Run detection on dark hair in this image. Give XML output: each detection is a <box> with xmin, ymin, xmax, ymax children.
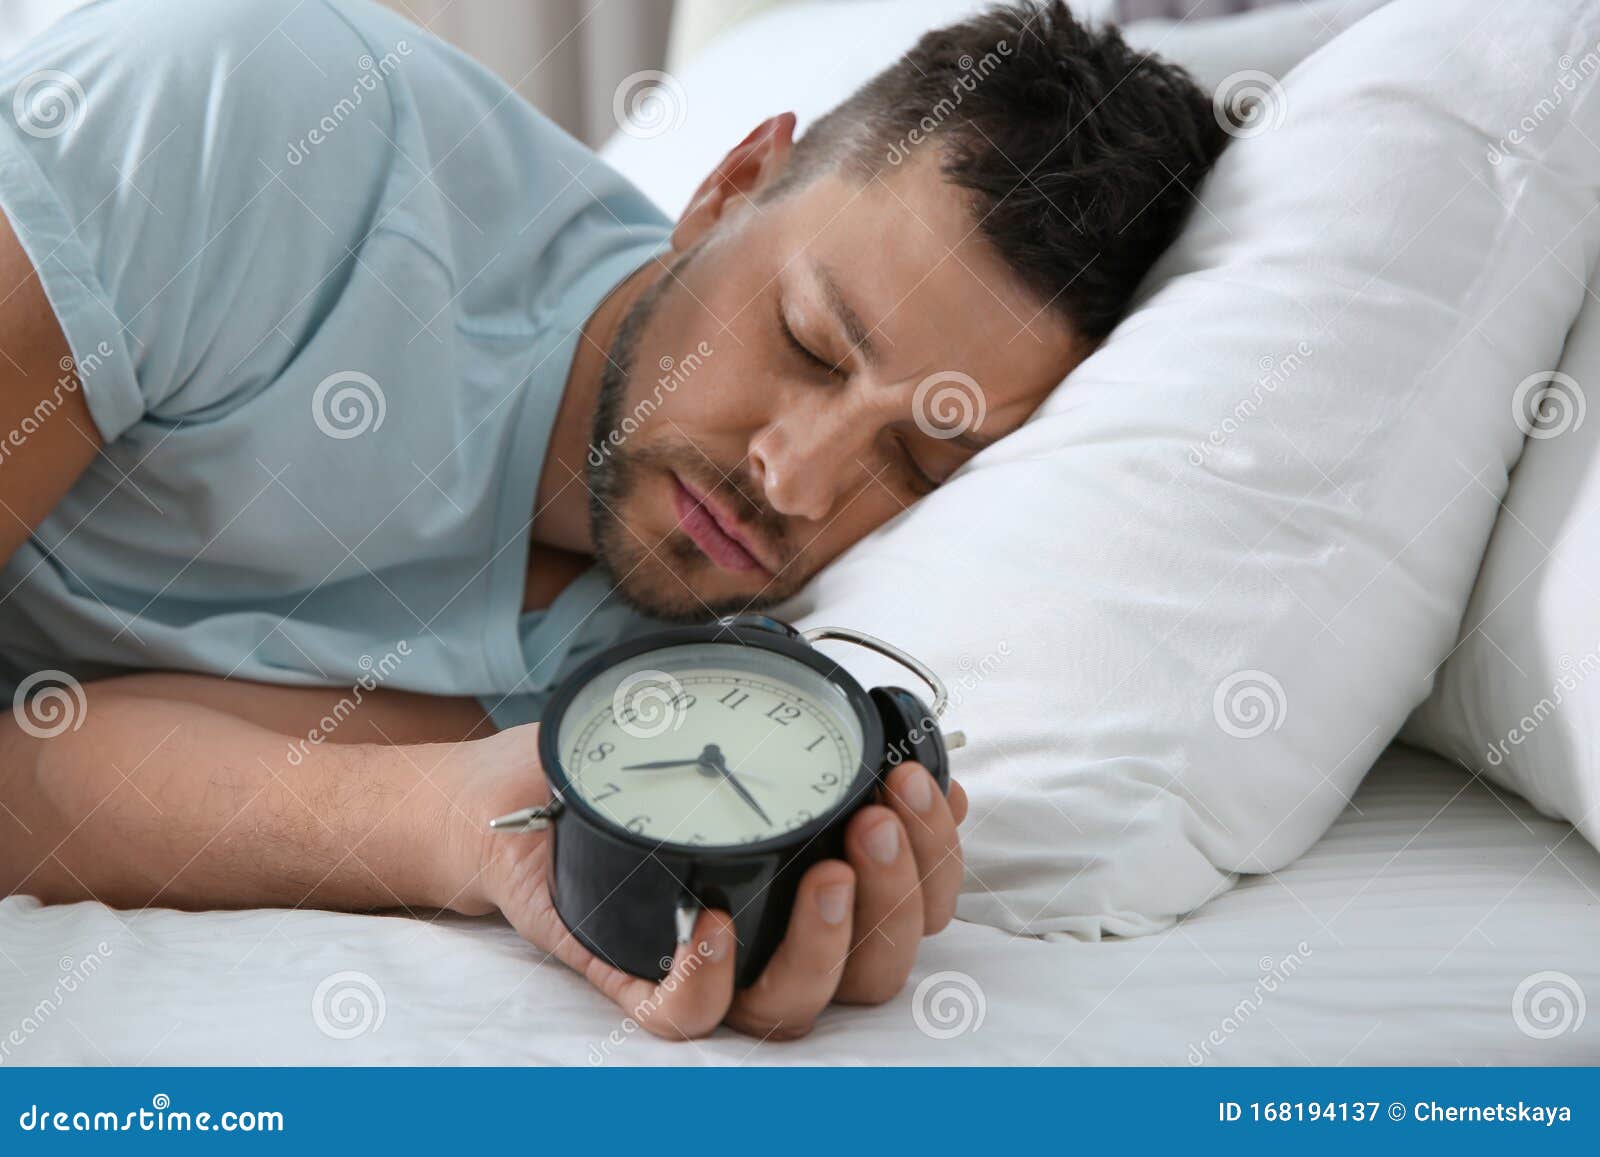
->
<box><xmin>768</xmin><ymin>0</ymin><xmax>1227</xmax><ymax>340</ymax></box>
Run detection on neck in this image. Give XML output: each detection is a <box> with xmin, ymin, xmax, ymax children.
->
<box><xmin>531</xmin><ymin>256</ymin><xmax>663</xmax><ymax>556</ymax></box>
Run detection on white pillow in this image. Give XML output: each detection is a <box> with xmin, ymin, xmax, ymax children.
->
<box><xmin>1113</xmin><ymin>0</ymin><xmax>1389</xmax><ymax>94</ymax></box>
<box><xmin>601</xmin><ymin>2</ymin><xmax>1386</xmax><ymax>938</ymax></box>
<box><xmin>771</xmin><ymin>0</ymin><xmax>1600</xmax><ymax>939</ymax></box>
<box><xmin>1403</xmin><ymin>262</ymin><xmax>1600</xmax><ymax>854</ymax></box>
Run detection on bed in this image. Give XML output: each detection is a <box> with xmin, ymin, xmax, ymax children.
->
<box><xmin>2</xmin><ymin>0</ymin><xmax>1598</xmax><ymax>1067</ymax></box>
<box><xmin>2</xmin><ymin>743</ymin><xmax>1594</xmax><ymax>1064</ymax></box>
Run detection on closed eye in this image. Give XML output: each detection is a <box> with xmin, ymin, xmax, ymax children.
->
<box><xmin>778</xmin><ymin>307</ymin><xmax>839</xmax><ymax>377</ymax></box>
<box><xmin>894</xmin><ymin>434</ymin><xmax>940</xmax><ymax>497</ymax></box>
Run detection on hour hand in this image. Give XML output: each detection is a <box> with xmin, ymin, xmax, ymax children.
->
<box><xmin>623</xmin><ymin>756</ymin><xmax>774</xmax><ymax>787</ymax></box>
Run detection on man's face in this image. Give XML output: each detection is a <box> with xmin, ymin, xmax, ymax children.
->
<box><xmin>589</xmin><ymin>149</ymin><xmax>1082</xmax><ymax>623</ymax></box>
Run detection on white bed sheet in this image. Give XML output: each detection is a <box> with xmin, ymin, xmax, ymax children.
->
<box><xmin>2</xmin><ymin>744</ymin><xmax>1595</xmax><ymax>1065</ymax></box>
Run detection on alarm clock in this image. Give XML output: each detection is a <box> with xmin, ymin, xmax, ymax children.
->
<box><xmin>488</xmin><ymin>613</ymin><xmax>965</xmax><ymax>988</ymax></box>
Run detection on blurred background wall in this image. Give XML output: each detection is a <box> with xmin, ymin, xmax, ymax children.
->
<box><xmin>380</xmin><ymin>0</ymin><xmax>675</xmax><ymax>145</ymax></box>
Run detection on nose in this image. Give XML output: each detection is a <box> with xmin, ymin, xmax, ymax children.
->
<box><xmin>748</xmin><ymin>398</ymin><xmax>877</xmax><ymax>522</ymax></box>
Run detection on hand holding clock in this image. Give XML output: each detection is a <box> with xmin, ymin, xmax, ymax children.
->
<box><xmin>468</xmin><ymin>723</ymin><xmax>968</xmax><ymax>1041</ymax></box>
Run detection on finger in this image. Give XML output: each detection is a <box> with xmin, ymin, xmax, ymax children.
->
<box><xmin>882</xmin><ymin>761</ymin><xmax>963</xmax><ymax>934</ymax></box>
<box><xmin>948</xmin><ymin>777</ymin><xmax>969</xmax><ymax>825</ymax></box>
<box><xmin>834</xmin><ymin>805</ymin><xmax>922</xmax><ymax>1005</ymax></box>
<box><xmin>726</xmin><ymin>860</ymin><xmax>855</xmax><ymax>1039</ymax></box>
<box><xmin>581</xmin><ymin>909</ymin><xmax>738</xmax><ymax>1040</ymax></box>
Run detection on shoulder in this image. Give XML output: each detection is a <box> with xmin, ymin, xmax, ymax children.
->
<box><xmin>14</xmin><ymin>0</ymin><xmax>407</xmax><ymax>141</ymax></box>
<box><xmin>60</xmin><ymin>0</ymin><xmax>385</xmax><ymax>65</ymax></box>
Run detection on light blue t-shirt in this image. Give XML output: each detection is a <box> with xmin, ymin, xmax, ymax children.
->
<box><xmin>0</xmin><ymin>0</ymin><xmax>673</xmax><ymax>727</ymax></box>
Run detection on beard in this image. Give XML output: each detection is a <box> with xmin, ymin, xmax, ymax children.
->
<box><xmin>584</xmin><ymin>253</ymin><xmax>798</xmax><ymax>624</ymax></box>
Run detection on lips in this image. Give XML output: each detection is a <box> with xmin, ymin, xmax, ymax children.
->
<box><xmin>672</xmin><ymin>475</ymin><xmax>773</xmax><ymax>575</ymax></box>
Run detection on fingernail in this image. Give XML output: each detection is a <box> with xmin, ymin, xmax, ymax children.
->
<box><xmin>701</xmin><ymin>924</ymin><xmax>732</xmax><ymax>963</ymax></box>
<box><xmin>816</xmin><ymin>882</ymin><xmax>852</xmax><ymax>925</ymax></box>
<box><xmin>902</xmin><ymin>768</ymin><xmax>934</xmax><ymax>813</ymax></box>
<box><xmin>864</xmin><ymin>819</ymin><xmax>900</xmax><ymax>865</ymax></box>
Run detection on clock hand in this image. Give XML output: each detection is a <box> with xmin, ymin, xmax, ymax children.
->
<box><xmin>620</xmin><ymin>756</ymin><xmax>775</xmax><ymax>786</ymax></box>
<box><xmin>699</xmin><ymin>746</ymin><xmax>773</xmax><ymax>827</ymax></box>
<box><xmin>714</xmin><ymin>764</ymin><xmax>773</xmax><ymax>826</ymax></box>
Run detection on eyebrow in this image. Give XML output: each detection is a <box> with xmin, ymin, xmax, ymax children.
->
<box><xmin>809</xmin><ymin>260</ymin><xmax>1001</xmax><ymax>457</ymax></box>
<box><xmin>812</xmin><ymin>261</ymin><xmax>881</xmax><ymax>369</ymax></box>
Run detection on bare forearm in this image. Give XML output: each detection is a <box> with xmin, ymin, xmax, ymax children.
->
<box><xmin>0</xmin><ymin>687</ymin><xmax>493</xmax><ymax>915</ymax></box>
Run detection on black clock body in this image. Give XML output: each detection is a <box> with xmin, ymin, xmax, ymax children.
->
<box><xmin>536</xmin><ymin>615</ymin><xmax>950</xmax><ymax>987</ymax></box>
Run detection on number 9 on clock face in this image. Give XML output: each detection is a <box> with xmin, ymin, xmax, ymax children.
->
<box><xmin>551</xmin><ymin>642</ymin><xmax>870</xmax><ymax>849</ymax></box>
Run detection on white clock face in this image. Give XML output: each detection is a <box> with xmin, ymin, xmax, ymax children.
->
<box><xmin>553</xmin><ymin>643</ymin><xmax>867</xmax><ymax>848</ymax></box>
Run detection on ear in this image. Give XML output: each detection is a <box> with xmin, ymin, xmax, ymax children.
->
<box><xmin>671</xmin><ymin>112</ymin><xmax>797</xmax><ymax>253</ymax></box>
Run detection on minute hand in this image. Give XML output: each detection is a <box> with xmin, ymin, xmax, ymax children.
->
<box><xmin>702</xmin><ymin>752</ymin><xmax>772</xmax><ymax>827</ymax></box>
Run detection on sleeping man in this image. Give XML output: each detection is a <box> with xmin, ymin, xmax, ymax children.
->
<box><xmin>0</xmin><ymin>0</ymin><xmax>1221</xmax><ymax>1039</ymax></box>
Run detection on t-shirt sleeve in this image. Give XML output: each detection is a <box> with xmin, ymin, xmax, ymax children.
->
<box><xmin>0</xmin><ymin>0</ymin><xmax>401</xmax><ymax>441</ymax></box>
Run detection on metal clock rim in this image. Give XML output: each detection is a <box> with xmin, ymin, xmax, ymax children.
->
<box><xmin>535</xmin><ymin>621</ymin><xmax>888</xmax><ymax>862</ymax></box>
<box><xmin>799</xmin><ymin>625</ymin><xmax>950</xmax><ymax>718</ymax></box>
